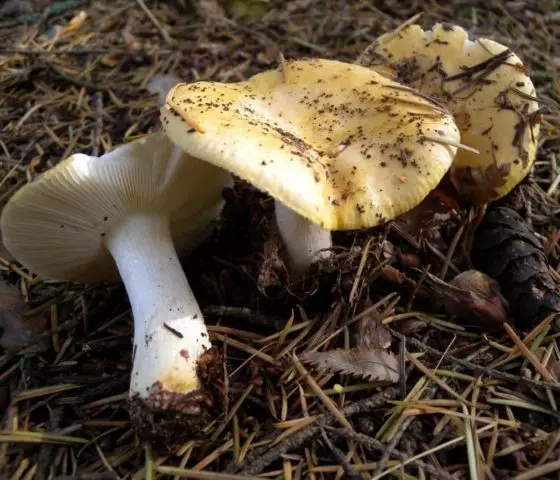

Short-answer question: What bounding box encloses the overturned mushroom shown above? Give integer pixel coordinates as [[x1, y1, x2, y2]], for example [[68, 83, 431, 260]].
[[359, 23, 540, 204], [161, 58, 461, 275], [0, 132, 232, 439]]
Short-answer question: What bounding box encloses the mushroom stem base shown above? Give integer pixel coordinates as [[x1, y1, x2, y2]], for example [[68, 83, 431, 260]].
[[129, 347, 225, 448], [105, 212, 211, 406], [274, 199, 333, 277]]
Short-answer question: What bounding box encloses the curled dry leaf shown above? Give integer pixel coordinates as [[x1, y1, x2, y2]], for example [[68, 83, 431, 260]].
[[0, 282, 48, 353], [303, 348, 400, 383], [423, 270, 510, 330]]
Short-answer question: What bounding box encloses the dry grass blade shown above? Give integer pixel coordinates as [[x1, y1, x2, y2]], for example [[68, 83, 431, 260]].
[[406, 352, 475, 408], [393, 331, 560, 393], [327, 427, 456, 480], [503, 323, 557, 382], [0, 431, 88, 445], [373, 424, 496, 480], [512, 459, 560, 480], [12, 383, 82, 401], [157, 467, 257, 479], [462, 403, 481, 480], [235, 387, 399, 475], [292, 353, 351, 428]]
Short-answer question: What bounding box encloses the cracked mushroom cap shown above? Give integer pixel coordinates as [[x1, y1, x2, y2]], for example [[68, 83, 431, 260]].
[[160, 58, 460, 231], [360, 23, 540, 204], [0, 132, 231, 283]]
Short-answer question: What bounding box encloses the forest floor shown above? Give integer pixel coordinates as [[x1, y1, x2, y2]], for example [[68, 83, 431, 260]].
[[0, 0, 559, 479]]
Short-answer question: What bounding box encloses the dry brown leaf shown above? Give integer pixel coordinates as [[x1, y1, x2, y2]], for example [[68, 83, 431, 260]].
[[450, 162, 512, 204], [352, 295, 392, 350], [380, 264, 409, 285], [423, 270, 510, 330], [0, 283, 48, 353], [303, 348, 400, 383], [394, 182, 459, 236]]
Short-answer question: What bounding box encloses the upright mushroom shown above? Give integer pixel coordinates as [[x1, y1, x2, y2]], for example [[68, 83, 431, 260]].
[[0, 132, 232, 437], [161, 58, 461, 276], [359, 23, 540, 204]]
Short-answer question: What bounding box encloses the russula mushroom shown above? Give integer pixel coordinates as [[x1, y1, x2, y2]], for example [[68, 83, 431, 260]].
[[161, 58, 461, 275], [359, 22, 541, 204], [0, 132, 232, 435]]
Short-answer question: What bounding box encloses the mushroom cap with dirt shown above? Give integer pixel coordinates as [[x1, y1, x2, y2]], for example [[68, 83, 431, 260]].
[[0, 132, 232, 439], [160, 57, 461, 275], [359, 22, 541, 204]]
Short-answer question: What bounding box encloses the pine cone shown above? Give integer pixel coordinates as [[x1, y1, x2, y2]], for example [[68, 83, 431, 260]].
[[471, 206, 560, 329]]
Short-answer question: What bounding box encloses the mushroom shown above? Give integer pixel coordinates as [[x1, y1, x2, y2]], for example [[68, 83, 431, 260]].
[[0, 132, 232, 434], [161, 58, 461, 275], [359, 22, 540, 204]]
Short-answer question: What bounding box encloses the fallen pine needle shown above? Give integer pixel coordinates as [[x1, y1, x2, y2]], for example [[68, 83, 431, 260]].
[[292, 353, 351, 428], [0, 430, 88, 444], [503, 323, 557, 383], [156, 466, 256, 479], [406, 352, 475, 408]]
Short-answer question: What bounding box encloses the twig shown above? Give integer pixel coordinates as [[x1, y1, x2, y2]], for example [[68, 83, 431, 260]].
[[232, 387, 399, 475], [55, 474, 119, 480], [371, 416, 414, 477], [0, 49, 148, 56], [439, 222, 465, 279], [203, 305, 286, 331], [91, 92, 103, 157], [389, 329, 560, 393], [444, 49, 512, 82], [398, 334, 406, 398], [373, 367, 438, 476], [320, 428, 363, 480], [36, 407, 63, 479], [327, 428, 457, 480], [136, 0, 174, 44], [46, 63, 108, 92]]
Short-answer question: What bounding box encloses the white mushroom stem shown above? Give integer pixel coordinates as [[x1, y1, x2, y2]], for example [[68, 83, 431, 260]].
[[105, 212, 211, 401], [274, 199, 333, 277]]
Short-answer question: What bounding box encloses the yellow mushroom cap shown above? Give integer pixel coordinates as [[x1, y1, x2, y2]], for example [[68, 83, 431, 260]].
[[361, 23, 540, 204], [161, 58, 460, 231]]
